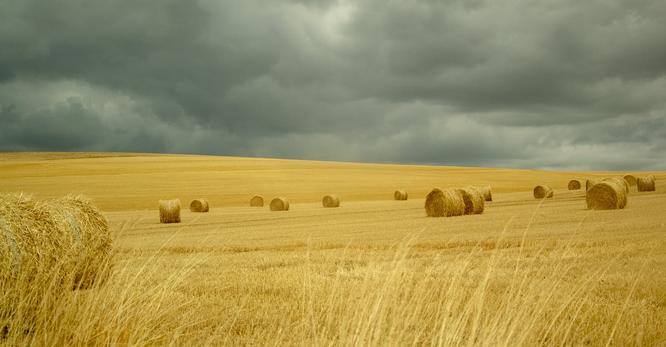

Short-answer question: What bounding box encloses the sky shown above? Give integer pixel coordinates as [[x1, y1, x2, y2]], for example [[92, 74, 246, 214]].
[[1, 0, 665, 170]]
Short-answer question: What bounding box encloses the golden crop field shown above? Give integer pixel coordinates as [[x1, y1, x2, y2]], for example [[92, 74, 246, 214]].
[[1, 152, 665, 346]]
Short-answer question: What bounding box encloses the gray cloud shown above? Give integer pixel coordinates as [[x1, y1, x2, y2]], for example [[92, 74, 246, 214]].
[[0, 0, 665, 170]]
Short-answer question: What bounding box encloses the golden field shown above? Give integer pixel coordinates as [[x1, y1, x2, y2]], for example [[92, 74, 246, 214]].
[[1, 152, 665, 346]]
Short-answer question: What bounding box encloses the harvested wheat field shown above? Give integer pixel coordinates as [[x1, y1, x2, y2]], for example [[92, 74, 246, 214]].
[[0, 152, 665, 346]]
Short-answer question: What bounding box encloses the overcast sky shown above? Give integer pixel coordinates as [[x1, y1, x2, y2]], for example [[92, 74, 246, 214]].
[[1, 0, 665, 170]]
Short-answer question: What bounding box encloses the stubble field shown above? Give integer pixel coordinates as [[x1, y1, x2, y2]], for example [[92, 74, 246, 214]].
[[1, 152, 665, 346]]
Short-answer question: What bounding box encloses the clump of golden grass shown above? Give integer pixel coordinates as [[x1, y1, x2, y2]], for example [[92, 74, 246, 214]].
[[603, 177, 629, 193], [394, 190, 408, 200], [269, 197, 290, 211], [623, 174, 637, 186], [455, 187, 485, 215], [586, 180, 628, 210], [479, 185, 493, 201], [322, 195, 340, 208], [159, 199, 181, 223], [533, 185, 554, 199], [425, 188, 465, 217], [586, 178, 600, 191], [1, 193, 112, 334], [250, 195, 264, 207], [189, 199, 209, 213], [637, 175, 656, 192], [568, 180, 581, 190]]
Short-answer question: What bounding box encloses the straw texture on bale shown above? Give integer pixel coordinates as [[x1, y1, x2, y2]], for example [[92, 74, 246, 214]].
[[159, 199, 181, 223], [394, 190, 408, 200], [425, 188, 465, 217], [455, 187, 485, 215], [269, 197, 290, 211], [533, 185, 554, 199], [586, 179, 600, 191], [322, 195, 340, 208], [603, 177, 629, 193], [623, 175, 637, 186], [250, 195, 264, 207], [479, 186, 493, 202], [637, 175, 656, 192], [0, 194, 111, 289], [586, 181, 628, 210], [189, 199, 209, 212], [568, 180, 581, 190]]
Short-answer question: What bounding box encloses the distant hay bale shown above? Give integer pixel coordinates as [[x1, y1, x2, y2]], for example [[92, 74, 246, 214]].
[[637, 175, 656, 192], [623, 175, 637, 186], [455, 187, 485, 215], [250, 195, 264, 207], [189, 199, 209, 212], [586, 181, 627, 210], [533, 185, 554, 199], [602, 177, 629, 193], [425, 188, 465, 217], [322, 194, 340, 208], [269, 197, 290, 211], [568, 180, 581, 190], [586, 179, 600, 192], [0, 193, 112, 295], [479, 186, 493, 202], [394, 190, 408, 200], [159, 199, 181, 223]]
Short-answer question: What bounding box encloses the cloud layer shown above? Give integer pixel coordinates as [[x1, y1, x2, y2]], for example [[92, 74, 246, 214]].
[[1, 0, 665, 169]]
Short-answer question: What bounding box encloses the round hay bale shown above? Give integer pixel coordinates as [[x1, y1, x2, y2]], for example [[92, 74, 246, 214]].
[[425, 188, 465, 217], [189, 199, 209, 212], [250, 195, 264, 207], [603, 177, 629, 193], [322, 194, 340, 208], [44, 195, 112, 288], [533, 185, 554, 199], [269, 197, 290, 211], [586, 181, 627, 210], [479, 186, 493, 202], [159, 199, 181, 223], [394, 190, 408, 201], [637, 175, 656, 192], [455, 187, 485, 215], [586, 179, 600, 191], [568, 180, 581, 190], [623, 175, 637, 186]]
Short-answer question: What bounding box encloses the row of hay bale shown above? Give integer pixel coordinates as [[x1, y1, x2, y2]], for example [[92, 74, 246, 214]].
[[425, 186, 491, 217]]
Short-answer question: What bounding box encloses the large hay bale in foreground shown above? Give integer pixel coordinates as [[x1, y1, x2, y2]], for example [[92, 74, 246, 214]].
[[250, 195, 264, 207], [603, 177, 629, 193], [479, 186, 493, 202], [270, 197, 290, 211], [159, 199, 181, 223], [425, 188, 465, 217], [322, 195, 340, 208], [586, 181, 627, 210], [637, 175, 656, 192], [394, 190, 408, 201], [586, 179, 600, 191], [455, 187, 485, 215], [189, 199, 209, 212], [623, 175, 637, 186], [568, 180, 581, 190], [0, 194, 112, 291], [533, 185, 554, 199]]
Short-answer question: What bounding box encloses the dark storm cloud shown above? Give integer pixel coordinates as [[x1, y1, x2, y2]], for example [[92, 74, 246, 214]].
[[0, 0, 665, 170]]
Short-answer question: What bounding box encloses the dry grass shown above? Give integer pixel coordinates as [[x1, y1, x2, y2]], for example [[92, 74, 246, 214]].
[[1, 153, 665, 346]]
